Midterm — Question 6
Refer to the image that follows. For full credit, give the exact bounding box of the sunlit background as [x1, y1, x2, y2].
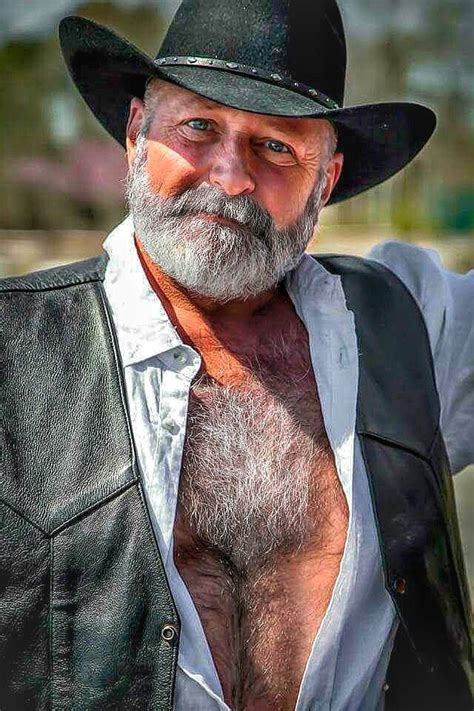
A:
[0, 0, 472, 593]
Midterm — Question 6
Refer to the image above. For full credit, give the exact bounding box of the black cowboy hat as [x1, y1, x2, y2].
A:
[59, 0, 436, 205]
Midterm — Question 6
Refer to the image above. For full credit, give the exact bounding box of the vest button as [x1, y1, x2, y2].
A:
[161, 624, 178, 643]
[393, 577, 407, 594]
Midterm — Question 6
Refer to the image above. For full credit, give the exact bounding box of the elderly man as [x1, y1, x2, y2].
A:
[0, 1, 472, 710]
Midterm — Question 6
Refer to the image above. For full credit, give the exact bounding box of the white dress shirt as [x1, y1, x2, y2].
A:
[102, 216, 474, 710]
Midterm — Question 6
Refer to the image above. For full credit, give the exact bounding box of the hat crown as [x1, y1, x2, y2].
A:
[157, 0, 347, 107]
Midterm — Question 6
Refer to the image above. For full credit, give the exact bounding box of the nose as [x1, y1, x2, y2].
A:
[208, 139, 255, 197]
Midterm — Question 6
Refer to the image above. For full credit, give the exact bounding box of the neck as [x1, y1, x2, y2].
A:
[135, 235, 281, 323]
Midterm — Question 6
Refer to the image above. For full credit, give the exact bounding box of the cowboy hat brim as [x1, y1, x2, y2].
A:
[59, 16, 436, 205]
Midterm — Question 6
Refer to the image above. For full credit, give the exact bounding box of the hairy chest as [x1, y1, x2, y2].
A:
[173, 315, 349, 709]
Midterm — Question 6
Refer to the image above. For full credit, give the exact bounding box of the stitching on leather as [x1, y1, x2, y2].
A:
[49, 479, 137, 536]
[0, 467, 137, 538]
[0, 256, 107, 294]
[136, 482, 180, 704]
[427, 425, 442, 461]
[0, 481, 137, 539]
[96, 281, 139, 481]
[136, 482, 178, 615]
[0, 275, 102, 294]
[166, 636, 178, 709]
[49, 537, 55, 710]
[0, 496, 48, 535]
[358, 430, 433, 464]
[47, 277, 140, 535]
[98, 274, 180, 700]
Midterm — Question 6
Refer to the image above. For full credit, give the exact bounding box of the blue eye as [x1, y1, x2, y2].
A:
[187, 119, 210, 131]
[265, 139, 290, 153]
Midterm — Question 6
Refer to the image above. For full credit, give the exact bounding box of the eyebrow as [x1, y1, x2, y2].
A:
[177, 94, 310, 143]
[261, 119, 305, 138]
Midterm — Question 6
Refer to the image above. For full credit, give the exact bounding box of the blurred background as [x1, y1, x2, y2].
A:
[0, 0, 473, 593]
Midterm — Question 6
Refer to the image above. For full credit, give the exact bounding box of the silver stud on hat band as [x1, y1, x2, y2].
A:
[153, 56, 340, 111]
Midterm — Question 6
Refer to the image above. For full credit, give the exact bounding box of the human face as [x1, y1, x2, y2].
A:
[126, 81, 343, 230]
[125, 82, 343, 302]
[127, 133, 327, 302]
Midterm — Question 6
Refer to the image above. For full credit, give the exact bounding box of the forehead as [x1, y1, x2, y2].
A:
[150, 79, 333, 142]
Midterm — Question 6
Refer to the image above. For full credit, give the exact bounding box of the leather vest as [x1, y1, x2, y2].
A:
[0, 254, 471, 710]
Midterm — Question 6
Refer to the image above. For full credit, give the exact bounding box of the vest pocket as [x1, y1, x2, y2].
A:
[359, 434, 471, 671]
[50, 484, 179, 710]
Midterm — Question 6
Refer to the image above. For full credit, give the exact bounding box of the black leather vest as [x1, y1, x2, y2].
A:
[0, 254, 471, 710]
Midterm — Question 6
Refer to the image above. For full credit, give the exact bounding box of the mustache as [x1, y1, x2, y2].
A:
[151, 183, 275, 237]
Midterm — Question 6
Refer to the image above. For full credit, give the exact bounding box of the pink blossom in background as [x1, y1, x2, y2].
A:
[12, 139, 128, 205]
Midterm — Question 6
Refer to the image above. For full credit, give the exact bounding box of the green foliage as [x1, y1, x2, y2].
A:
[0, 0, 473, 234]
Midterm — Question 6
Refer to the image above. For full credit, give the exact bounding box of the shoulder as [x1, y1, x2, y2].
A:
[314, 250, 424, 321]
[318, 239, 451, 318]
[367, 240, 474, 358]
[315, 250, 418, 296]
[0, 255, 110, 348]
[0, 254, 108, 294]
[367, 239, 450, 313]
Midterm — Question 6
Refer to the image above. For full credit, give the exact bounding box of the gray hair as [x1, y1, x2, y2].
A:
[140, 77, 165, 135]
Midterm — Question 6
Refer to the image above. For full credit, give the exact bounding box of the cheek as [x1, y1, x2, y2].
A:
[255, 168, 312, 229]
[145, 140, 202, 196]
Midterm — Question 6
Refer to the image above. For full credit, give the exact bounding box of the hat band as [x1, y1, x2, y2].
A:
[154, 56, 340, 111]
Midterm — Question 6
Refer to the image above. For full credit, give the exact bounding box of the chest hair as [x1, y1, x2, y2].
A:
[174, 325, 348, 708]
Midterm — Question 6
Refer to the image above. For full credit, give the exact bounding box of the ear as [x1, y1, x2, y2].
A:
[125, 97, 146, 169]
[320, 151, 344, 206]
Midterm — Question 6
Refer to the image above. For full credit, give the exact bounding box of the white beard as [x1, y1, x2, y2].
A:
[126, 133, 327, 302]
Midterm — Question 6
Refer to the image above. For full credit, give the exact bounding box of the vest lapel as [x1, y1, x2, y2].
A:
[316, 255, 472, 682]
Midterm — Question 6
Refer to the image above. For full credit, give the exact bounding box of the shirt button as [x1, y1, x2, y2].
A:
[163, 419, 179, 435]
[173, 350, 188, 365]
[383, 682, 389, 692]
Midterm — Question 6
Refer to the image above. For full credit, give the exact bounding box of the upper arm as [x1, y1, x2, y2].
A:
[368, 240, 474, 474]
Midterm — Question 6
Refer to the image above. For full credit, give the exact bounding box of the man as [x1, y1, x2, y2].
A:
[0, 1, 472, 709]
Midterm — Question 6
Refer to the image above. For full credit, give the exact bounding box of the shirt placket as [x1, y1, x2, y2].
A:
[286, 267, 359, 710]
[152, 350, 230, 707]
[150, 347, 201, 560]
